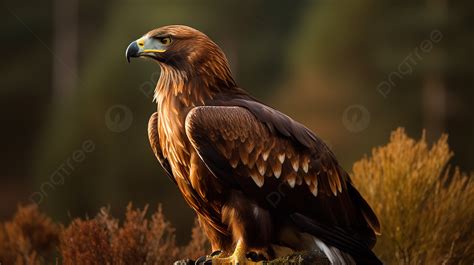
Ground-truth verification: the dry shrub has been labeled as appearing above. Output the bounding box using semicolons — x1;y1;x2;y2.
0;204;59;265
1;128;472;264
352;128;474;265
1;204;208;265
144;206;181;265
181;219;209;259
60;216;113;264
60;203;209;265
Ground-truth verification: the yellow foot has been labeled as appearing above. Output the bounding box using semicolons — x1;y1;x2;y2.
208;240;265;265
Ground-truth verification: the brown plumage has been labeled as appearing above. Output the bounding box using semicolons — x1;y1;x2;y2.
127;25;381;264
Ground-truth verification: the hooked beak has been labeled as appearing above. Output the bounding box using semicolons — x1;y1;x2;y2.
125;41;139;63
125;36;166;63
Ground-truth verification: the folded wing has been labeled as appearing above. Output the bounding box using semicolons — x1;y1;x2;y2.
185;105;380;262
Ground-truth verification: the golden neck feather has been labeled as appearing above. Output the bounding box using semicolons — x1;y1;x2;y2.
154;58;236;108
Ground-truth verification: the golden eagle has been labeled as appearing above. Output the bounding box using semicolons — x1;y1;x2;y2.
126;25;381;265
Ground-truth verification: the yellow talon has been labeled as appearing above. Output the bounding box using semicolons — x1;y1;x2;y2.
210;240;263;265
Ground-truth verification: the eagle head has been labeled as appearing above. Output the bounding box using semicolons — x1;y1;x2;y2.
126;25;234;86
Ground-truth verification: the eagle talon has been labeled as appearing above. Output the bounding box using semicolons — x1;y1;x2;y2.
211;250;223;257
195;250;224;265
245;252;267;262
204;240;263;265
194;256;207;265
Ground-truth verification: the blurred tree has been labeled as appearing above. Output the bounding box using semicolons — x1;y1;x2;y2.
275;0;473;170
53;0;78;100
0;1;55;218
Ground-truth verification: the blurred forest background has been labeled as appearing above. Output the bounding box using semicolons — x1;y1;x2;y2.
1;0;473;245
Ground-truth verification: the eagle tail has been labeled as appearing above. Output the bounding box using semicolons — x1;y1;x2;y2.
290;213;382;265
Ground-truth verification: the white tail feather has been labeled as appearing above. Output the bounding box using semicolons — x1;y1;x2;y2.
313;237;355;265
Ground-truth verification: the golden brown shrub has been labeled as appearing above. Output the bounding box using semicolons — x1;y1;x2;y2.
60;217;114;265
59;203;209;265
1;204;208;265
181;219;209;260
352;128;474;265
0;204;59;265
110;205;149;265
1;129;472;264
144;205;181;265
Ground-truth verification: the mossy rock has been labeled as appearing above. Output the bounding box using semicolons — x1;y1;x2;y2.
174;250;330;265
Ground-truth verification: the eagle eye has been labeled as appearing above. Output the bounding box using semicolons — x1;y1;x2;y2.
158;37;172;45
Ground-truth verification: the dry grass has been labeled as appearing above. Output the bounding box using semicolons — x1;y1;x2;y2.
0;128;472;265
352;128;474;265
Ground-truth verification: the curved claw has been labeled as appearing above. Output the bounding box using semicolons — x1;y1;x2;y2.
210;250;223;257
194;256;207;265
194;250;223;265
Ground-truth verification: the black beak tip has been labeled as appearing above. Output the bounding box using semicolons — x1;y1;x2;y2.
125;41;139;63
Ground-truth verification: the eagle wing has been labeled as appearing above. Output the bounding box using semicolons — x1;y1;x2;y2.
184;104;380;258
148;112;176;184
